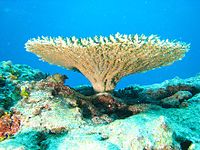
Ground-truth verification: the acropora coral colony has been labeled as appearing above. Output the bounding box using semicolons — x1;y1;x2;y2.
25;33;189;92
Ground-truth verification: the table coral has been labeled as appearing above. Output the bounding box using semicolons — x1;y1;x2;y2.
25;33;189;92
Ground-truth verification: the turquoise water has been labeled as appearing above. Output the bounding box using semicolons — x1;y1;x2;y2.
0;0;199;89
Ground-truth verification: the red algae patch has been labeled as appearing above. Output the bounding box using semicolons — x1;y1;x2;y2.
0;112;21;141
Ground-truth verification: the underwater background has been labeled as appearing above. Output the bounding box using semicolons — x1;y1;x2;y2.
0;0;200;89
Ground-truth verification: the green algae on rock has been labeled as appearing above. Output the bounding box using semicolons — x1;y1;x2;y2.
0;61;47;110
25;33;189;92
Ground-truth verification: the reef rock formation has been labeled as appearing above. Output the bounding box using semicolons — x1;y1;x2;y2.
25;33;189;92
0;61;200;149
0;61;47;111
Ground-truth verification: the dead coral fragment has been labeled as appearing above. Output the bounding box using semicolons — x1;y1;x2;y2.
25;33;189;92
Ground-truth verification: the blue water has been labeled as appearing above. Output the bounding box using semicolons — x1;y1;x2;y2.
0;0;199;90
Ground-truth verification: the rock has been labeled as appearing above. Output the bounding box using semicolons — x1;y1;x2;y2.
188;93;200;103
0;129;46;150
160;91;192;108
14;86;85;132
39;115;179;150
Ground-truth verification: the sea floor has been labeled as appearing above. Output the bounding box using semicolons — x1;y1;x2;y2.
0;61;199;150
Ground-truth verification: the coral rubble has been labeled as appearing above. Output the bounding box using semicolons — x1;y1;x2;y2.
25;33;189;92
0;61;200;150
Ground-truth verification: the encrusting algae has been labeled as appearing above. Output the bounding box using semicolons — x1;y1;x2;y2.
25;33;189;92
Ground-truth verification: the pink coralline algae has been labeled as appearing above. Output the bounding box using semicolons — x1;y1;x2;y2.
0;112;21;141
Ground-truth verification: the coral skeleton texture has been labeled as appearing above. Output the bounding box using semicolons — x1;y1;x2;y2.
25;33;189;92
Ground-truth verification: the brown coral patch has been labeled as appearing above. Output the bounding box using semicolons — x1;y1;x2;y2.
92;93;126;113
160;91;192;108
37;78;74;96
166;84;199;95
75;93;143;123
146;88;169;100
